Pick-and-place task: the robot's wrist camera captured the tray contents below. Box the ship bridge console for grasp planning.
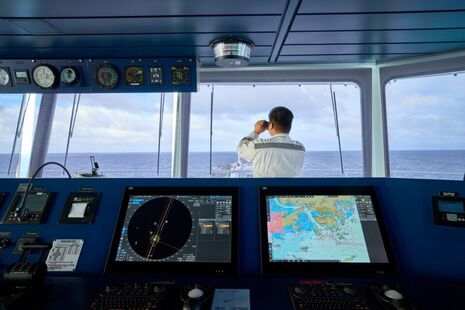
[1,0,465,309]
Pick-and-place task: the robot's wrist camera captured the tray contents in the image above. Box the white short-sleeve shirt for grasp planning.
[237,131,305,177]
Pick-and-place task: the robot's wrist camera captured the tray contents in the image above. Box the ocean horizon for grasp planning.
[0,150,464,180]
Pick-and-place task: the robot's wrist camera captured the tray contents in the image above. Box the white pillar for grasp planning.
[171,92,191,178]
[371,67,386,177]
[28,94,57,177]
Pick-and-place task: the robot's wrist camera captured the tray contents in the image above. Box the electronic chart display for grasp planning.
[106,187,238,274]
[259,187,395,275]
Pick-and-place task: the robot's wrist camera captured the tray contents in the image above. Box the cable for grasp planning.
[13,161,72,221]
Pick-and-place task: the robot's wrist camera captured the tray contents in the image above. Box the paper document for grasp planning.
[46,239,84,272]
[211,289,250,310]
[68,202,88,218]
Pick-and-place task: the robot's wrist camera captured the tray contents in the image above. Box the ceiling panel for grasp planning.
[1,0,465,66]
[199,56,270,66]
[0,46,271,59]
[286,29,465,45]
[0,19,29,35]
[281,43,465,55]
[299,0,465,13]
[0,0,287,17]
[277,54,423,64]
[0,33,275,49]
[46,16,280,34]
[292,12,465,31]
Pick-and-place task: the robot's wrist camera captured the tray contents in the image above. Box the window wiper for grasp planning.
[330,84,345,176]
[63,93,81,174]
[157,93,165,176]
[8,94,31,175]
[209,85,215,176]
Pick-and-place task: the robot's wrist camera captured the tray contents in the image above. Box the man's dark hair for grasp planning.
[269,106,294,133]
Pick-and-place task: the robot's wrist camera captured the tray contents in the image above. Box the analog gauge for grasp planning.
[0,67,11,86]
[32,64,59,89]
[170,66,191,86]
[125,66,144,86]
[95,64,119,88]
[60,67,80,86]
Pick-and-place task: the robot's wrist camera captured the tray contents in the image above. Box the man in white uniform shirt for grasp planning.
[237,106,305,177]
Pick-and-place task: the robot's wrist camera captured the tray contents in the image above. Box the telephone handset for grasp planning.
[3,243,51,288]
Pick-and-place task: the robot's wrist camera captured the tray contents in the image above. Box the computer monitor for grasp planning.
[106,186,238,274]
[259,186,395,275]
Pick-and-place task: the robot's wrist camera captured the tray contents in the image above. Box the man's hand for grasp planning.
[254,120,269,135]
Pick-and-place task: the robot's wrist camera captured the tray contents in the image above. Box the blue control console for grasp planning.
[0,177,463,309]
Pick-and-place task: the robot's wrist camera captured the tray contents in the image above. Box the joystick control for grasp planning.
[180,284,212,310]
[187,288,204,299]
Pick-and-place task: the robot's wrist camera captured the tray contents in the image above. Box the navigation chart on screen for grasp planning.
[267,195,370,262]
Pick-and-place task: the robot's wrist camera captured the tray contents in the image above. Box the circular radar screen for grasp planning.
[95,64,119,88]
[127,197,192,260]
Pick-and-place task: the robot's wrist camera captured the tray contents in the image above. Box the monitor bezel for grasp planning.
[105,186,238,274]
[259,186,396,275]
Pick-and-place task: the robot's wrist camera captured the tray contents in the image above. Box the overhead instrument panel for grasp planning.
[0,58,196,93]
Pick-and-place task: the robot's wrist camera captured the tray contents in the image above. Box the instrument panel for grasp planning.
[0,58,197,93]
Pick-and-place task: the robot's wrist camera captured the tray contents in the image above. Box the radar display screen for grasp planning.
[259,187,395,275]
[170,66,190,86]
[107,187,238,274]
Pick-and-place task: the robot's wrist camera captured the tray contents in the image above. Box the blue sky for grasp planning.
[0,73,464,154]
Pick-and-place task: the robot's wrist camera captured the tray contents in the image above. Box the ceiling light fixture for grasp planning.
[210,37,254,68]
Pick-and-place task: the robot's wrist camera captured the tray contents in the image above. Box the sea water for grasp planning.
[0,150,464,180]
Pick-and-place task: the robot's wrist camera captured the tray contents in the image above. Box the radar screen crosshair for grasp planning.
[128,197,192,259]
[115,194,233,263]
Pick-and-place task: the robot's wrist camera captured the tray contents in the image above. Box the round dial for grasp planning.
[0,68,11,86]
[60,67,80,86]
[32,64,59,89]
[95,64,119,88]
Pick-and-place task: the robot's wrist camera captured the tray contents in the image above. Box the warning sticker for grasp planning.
[46,239,84,272]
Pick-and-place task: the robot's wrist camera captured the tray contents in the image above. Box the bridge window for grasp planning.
[0,94,41,178]
[385,72,465,180]
[45,93,172,177]
[189,83,363,177]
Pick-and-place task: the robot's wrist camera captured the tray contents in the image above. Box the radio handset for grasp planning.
[4,242,51,288]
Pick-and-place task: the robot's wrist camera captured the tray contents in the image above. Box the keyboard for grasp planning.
[289,282,371,310]
[90,282,174,310]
